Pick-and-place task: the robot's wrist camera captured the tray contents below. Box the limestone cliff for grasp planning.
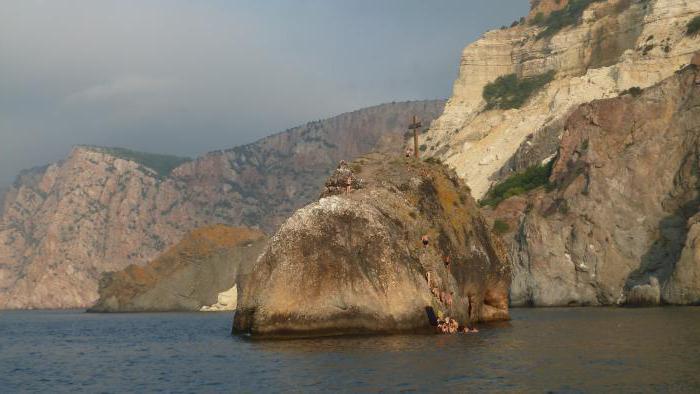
[89,225,266,312]
[488,66,700,306]
[426,0,700,199]
[233,153,509,337]
[0,100,444,309]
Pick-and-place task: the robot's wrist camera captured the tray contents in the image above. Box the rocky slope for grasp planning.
[0,100,444,309]
[89,225,266,312]
[425,0,700,199]
[233,153,510,337]
[488,65,700,306]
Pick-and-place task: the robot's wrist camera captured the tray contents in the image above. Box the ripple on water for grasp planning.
[0,308,699,392]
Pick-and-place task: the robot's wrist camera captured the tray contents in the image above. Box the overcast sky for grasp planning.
[0,0,528,187]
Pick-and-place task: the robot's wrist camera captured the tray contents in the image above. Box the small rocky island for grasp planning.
[233,153,510,337]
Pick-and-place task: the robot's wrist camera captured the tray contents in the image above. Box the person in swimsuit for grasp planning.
[466,294,479,332]
[445,291,453,308]
[432,287,440,298]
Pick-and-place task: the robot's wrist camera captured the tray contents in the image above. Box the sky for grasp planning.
[0,0,528,187]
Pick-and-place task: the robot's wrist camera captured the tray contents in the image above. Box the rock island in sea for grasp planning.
[234,153,510,337]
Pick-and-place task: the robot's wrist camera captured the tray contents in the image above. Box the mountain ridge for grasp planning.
[0,99,445,309]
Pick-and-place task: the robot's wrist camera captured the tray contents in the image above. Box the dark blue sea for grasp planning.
[1,307,699,393]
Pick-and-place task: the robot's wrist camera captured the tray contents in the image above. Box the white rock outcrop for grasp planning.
[200,284,238,312]
[426,0,700,199]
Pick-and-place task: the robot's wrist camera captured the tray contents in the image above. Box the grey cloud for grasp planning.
[0,0,529,187]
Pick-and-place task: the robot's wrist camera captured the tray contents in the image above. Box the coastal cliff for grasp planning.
[233,153,509,337]
[89,225,266,312]
[425,0,700,199]
[488,65,700,306]
[415,0,700,307]
[0,101,444,309]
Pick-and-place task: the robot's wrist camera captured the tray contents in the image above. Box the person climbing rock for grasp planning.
[443,255,451,269]
[445,291,453,308]
[421,235,429,248]
[426,271,432,287]
[466,294,478,332]
[431,287,440,298]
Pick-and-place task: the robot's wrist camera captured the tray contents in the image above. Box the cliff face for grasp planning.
[233,153,509,338]
[0,100,444,309]
[489,66,700,306]
[175,100,445,231]
[89,225,267,312]
[426,0,700,199]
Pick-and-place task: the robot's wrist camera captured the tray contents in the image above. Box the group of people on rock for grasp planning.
[435,317,479,334]
[423,236,479,335]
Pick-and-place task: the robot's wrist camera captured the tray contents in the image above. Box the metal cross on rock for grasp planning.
[408,115,422,159]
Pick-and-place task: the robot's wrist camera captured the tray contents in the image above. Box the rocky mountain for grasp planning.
[0,100,444,309]
[412,0,700,307]
[488,65,700,306]
[424,0,700,199]
[233,153,509,337]
[89,225,267,312]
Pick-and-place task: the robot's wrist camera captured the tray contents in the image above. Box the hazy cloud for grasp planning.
[0,0,528,187]
[65,76,176,103]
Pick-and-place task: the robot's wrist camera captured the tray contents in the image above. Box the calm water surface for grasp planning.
[1,307,699,392]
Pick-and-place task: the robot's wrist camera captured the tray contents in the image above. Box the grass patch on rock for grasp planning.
[483,71,555,110]
[86,146,191,177]
[687,16,700,36]
[480,160,554,207]
[493,219,510,234]
[533,0,605,39]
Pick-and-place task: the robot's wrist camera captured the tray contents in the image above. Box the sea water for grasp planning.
[1,307,699,392]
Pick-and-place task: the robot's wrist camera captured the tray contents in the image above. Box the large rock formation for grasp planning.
[0,100,444,309]
[425,0,700,199]
[89,225,266,312]
[488,66,700,306]
[233,153,510,337]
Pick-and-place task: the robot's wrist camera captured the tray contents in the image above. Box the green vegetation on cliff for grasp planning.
[687,16,700,36]
[480,160,554,207]
[85,146,191,177]
[493,219,510,234]
[533,0,605,39]
[483,71,555,110]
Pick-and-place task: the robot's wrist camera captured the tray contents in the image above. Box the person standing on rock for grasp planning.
[445,291,453,308]
[421,235,429,248]
[466,294,479,333]
[443,255,451,269]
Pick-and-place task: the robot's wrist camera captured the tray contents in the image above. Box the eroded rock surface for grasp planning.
[488,66,700,306]
[89,225,266,312]
[234,153,509,337]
